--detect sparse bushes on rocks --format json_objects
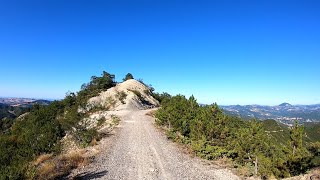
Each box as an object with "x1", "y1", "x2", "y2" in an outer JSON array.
[
  {"x1": 129, "y1": 89, "x2": 142, "y2": 99},
  {"x1": 111, "y1": 115, "x2": 121, "y2": 126},
  {"x1": 97, "y1": 116, "x2": 107, "y2": 127},
  {"x1": 117, "y1": 91, "x2": 127, "y2": 104},
  {"x1": 105, "y1": 97, "x2": 117, "y2": 109}
]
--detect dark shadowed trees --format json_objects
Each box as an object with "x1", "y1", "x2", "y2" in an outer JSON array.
[{"x1": 123, "y1": 73, "x2": 134, "y2": 81}]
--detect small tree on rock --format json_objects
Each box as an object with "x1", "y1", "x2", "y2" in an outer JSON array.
[{"x1": 123, "y1": 73, "x2": 134, "y2": 81}]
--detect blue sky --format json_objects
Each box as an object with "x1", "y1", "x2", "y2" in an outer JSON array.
[{"x1": 0, "y1": 0, "x2": 319, "y2": 105}]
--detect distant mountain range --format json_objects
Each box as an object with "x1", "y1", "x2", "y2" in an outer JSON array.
[{"x1": 221, "y1": 103, "x2": 320, "y2": 125}]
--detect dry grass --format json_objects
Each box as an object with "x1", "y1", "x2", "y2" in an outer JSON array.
[
  {"x1": 237, "y1": 166, "x2": 250, "y2": 177},
  {"x1": 213, "y1": 156, "x2": 233, "y2": 168},
  {"x1": 36, "y1": 162, "x2": 55, "y2": 179},
  {"x1": 236, "y1": 163, "x2": 254, "y2": 177},
  {"x1": 280, "y1": 168, "x2": 320, "y2": 180},
  {"x1": 32, "y1": 151, "x2": 88, "y2": 180},
  {"x1": 90, "y1": 138, "x2": 98, "y2": 146},
  {"x1": 145, "y1": 109, "x2": 157, "y2": 117},
  {"x1": 105, "y1": 97, "x2": 116, "y2": 110},
  {"x1": 309, "y1": 168, "x2": 320, "y2": 180},
  {"x1": 33, "y1": 154, "x2": 53, "y2": 166}
]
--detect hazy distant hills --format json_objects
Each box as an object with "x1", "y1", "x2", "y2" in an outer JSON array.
[
  {"x1": 0, "y1": 98, "x2": 51, "y2": 107},
  {"x1": 0, "y1": 98, "x2": 52, "y2": 120},
  {"x1": 223, "y1": 103, "x2": 320, "y2": 145},
  {"x1": 222, "y1": 103, "x2": 320, "y2": 124}
]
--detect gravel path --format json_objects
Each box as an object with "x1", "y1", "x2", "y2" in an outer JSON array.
[{"x1": 71, "y1": 109, "x2": 239, "y2": 180}]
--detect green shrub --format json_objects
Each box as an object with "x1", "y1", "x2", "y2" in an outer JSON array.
[
  {"x1": 74, "y1": 127, "x2": 98, "y2": 147},
  {"x1": 111, "y1": 115, "x2": 121, "y2": 125},
  {"x1": 152, "y1": 92, "x2": 171, "y2": 103},
  {"x1": 191, "y1": 138, "x2": 232, "y2": 160},
  {"x1": 143, "y1": 89, "x2": 150, "y2": 95},
  {"x1": 88, "y1": 104, "x2": 106, "y2": 113},
  {"x1": 97, "y1": 116, "x2": 106, "y2": 127},
  {"x1": 130, "y1": 90, "x2": 142, "y2": 99}
]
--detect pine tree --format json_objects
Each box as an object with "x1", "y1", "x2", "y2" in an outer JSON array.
[
  {"x1": 123, "y1": 73, "x2": 134, "y2": 81},
  {"x1": 290, "y1": 121, "x2": 303, "y2": 155},
  {"x1": 234, "y1": 120, "x2": 270, "y2": 176},
  {"x1": 286, "y1": 121, "x2": 312, "y2": 176}
]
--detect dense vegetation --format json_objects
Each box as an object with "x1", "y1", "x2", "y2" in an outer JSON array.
[
  {"x1": 155, "y1": 95, "x2": 320, "y2": 178},
  {"x1": 0, "y1": 71, "x2": 117, "y2": 179}
]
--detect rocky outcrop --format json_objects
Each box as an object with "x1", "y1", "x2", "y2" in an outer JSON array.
[{"x1": 88, "y1": 79, "x2": 159, "y2": 111}]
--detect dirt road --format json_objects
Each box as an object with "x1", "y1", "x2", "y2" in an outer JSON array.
[{"x1": 71, "y1": 110, "x2": 239, "y2": 180}]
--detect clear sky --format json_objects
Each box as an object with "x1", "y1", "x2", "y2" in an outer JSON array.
[{"x1": 0, "y1": 0, "x2": 319, "y2": 105}]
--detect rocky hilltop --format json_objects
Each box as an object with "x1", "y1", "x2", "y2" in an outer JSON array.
[{"x1": 88, "y1": 79, "x2": 159, "y2": 111}]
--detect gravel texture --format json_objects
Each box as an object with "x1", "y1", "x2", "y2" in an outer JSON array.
[{"x1": 70, "y1": 109, "x2": 239, "y2": 180}]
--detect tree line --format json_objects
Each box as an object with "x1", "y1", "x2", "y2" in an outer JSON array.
[{"x1": 155, "y1": 94, "x2": 320, "y2": 178}]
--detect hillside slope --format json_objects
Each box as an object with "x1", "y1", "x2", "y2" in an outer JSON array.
[
  {"x1": 261, "y1": 119, "x2": 320, "y2": 145},
  {"x1": 0, "y1": 103, "x2": 30, "y2": 120},
  {"x1": 304, "y1": 122, "x2": 320, "y2": 142},
  {"x1": 261, "y1": 119, "x2": 291, "y2": 146}
]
